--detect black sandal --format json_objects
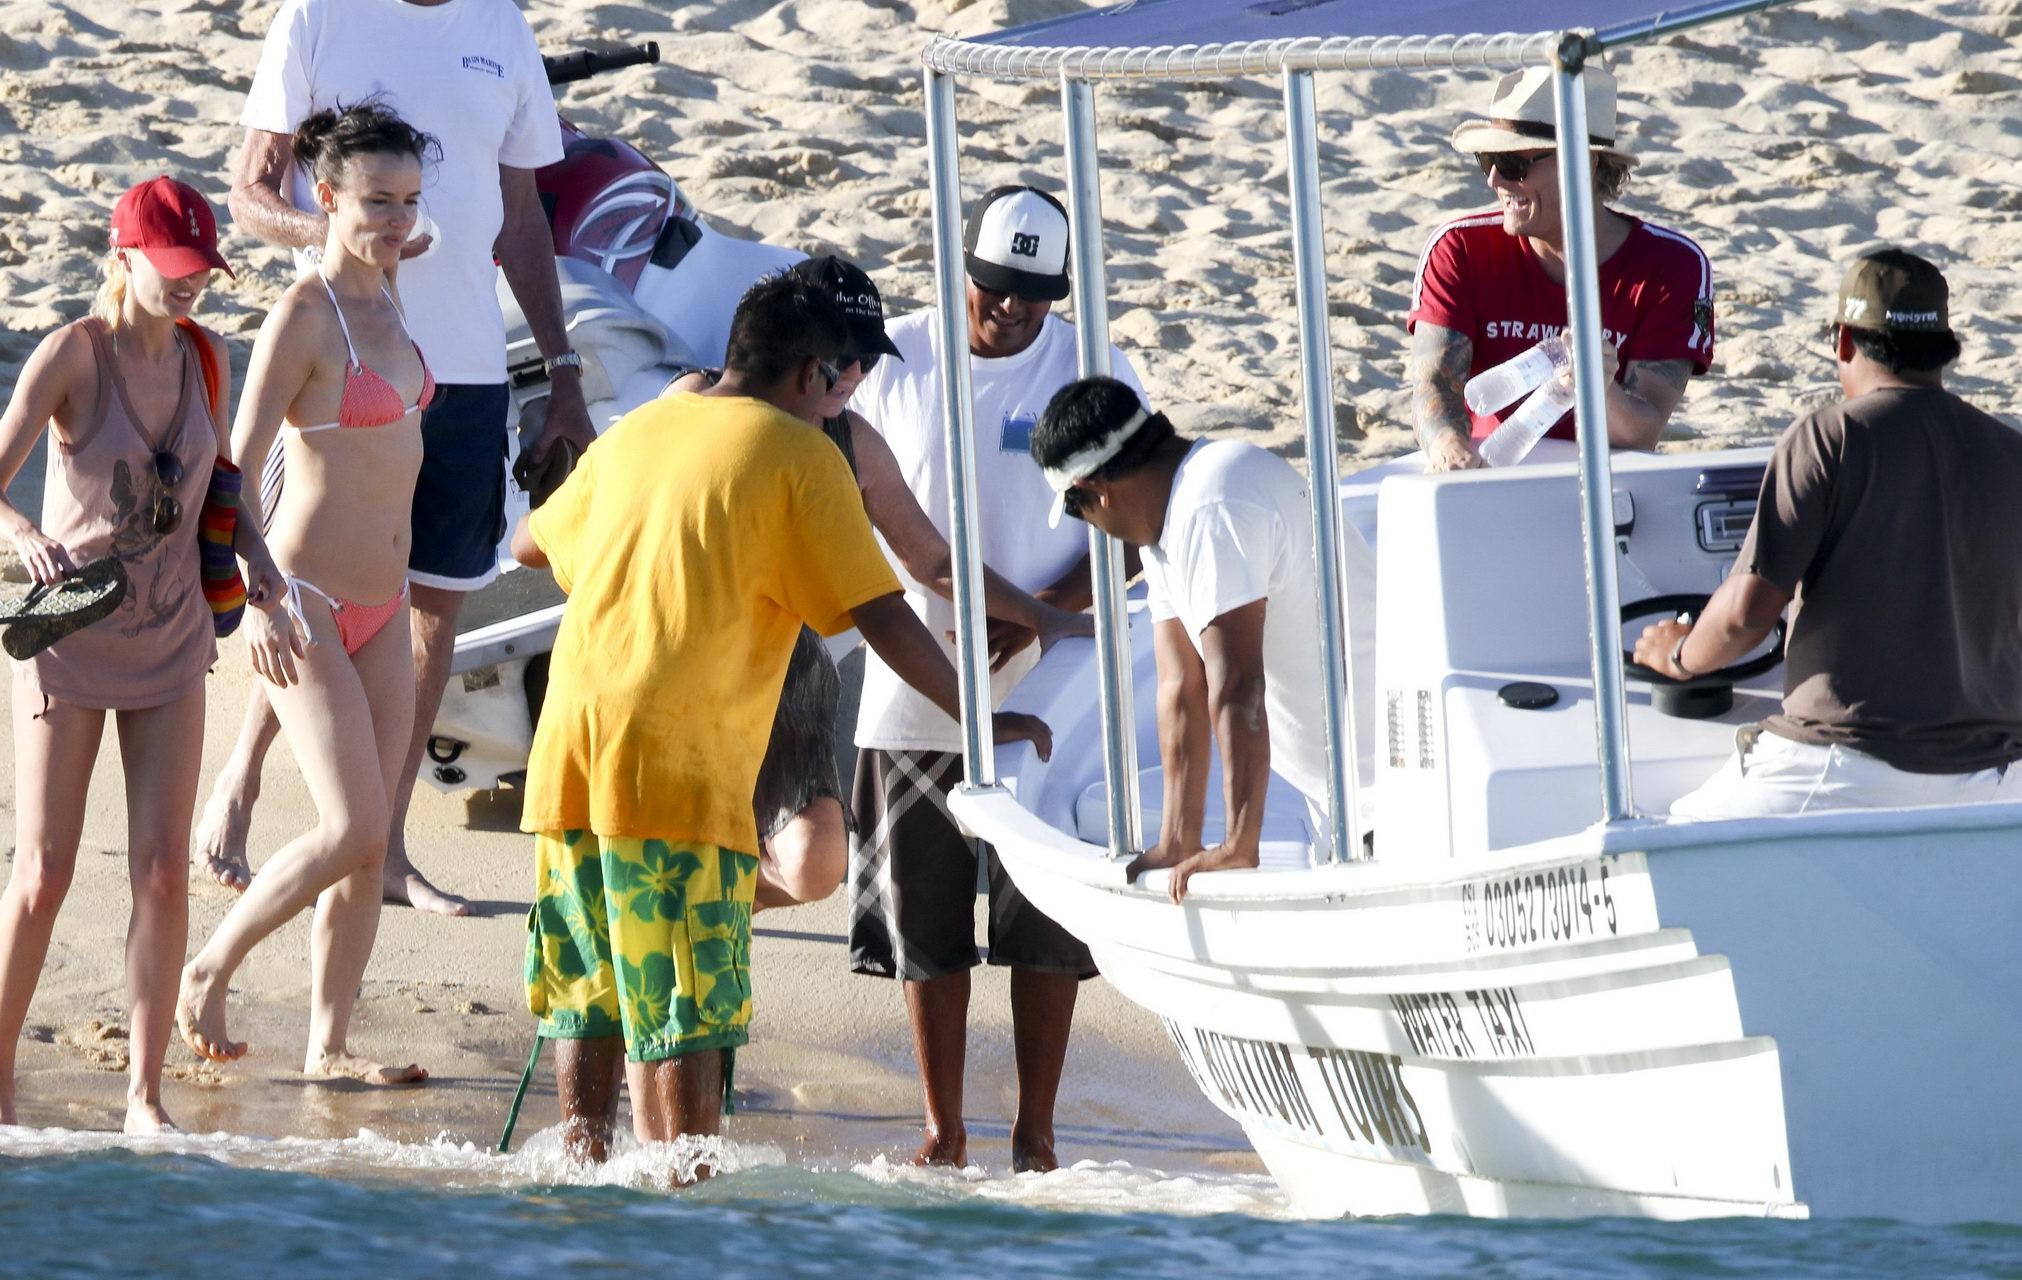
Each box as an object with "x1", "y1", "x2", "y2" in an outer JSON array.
[{"x1": 0, "y1": 557, "x2": 130, "y2": 660}]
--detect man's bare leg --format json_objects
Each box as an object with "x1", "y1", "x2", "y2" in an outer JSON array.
[
  {"x1": 753, "y1": 798, "x2": 847, "y2": 912},
  {"x1": 904, "y1": 969, "x2": 970, "y2": 1166},
  {"x1": 555, "y1": 1035, "x2": 627, "y2": 1163},
  {"x1": 190, "y1": 686, "x2": 281, "y2": 893},
  {"x1": 382, "y1": 582, "x2": 472, "y2": 917},
  {"x1": 1008, "y1": 968, "x2": 1079, "y2": 1173},
  {"x1": 628, "y1": 1049, "x2": 724, "y2": 1186}
]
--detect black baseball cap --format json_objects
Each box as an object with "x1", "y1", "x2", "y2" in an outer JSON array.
[
  {"x1": 963, "y1": 185, "x2": 1071, "y2": 303},
  {"x1": 787, "y1": 254, "x2": 903, "y2": 359}
]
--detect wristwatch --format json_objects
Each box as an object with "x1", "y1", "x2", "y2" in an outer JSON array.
[{"x1": 543, "y1": 350, "x2": 584, "y2": 377}]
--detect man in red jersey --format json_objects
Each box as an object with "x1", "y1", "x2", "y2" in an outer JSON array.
[{"x1": 1408, "y1": 65, "x2": 1717, "y2": 472}]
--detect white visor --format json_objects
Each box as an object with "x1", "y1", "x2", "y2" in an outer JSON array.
[{"x1": 1042, "y1": 407, "x2": 1149, "y2": 527}]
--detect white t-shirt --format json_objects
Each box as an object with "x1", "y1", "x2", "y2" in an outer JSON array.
[
  {"x1": 852, "y1": 309, "x2": 1144, "y2": 752},
  {"x1": 241, "y1": 0, "x2": 564, "y2": 385},
  {"x1": 1142, "y1": 440, "x2": 1377, "y2": 817}
]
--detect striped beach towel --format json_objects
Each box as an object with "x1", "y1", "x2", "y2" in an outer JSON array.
[{"x1": 178, "y1": 318, "x2": 247, "y2": 636}]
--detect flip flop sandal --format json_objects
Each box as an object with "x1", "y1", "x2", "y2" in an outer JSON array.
[{"x1": 0, "y1": 556, "x2": 130, "y2": 660}]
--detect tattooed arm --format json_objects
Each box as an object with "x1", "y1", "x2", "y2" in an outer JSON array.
[
  {"x1": 1411, "y1": 322, "x2": 1483, "y2": 472},
  {"x1": 1605, "y1": 356, "x2": 1694, "y2": 451}
]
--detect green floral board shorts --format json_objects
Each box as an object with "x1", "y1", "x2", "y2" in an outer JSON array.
[{"x1": 525, "y1": 830, "x2": 758, "y2": 1062}]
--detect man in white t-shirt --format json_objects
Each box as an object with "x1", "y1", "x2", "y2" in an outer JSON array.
[
  {"x1": 847, "y1": 185, "x2": 1143, "y2": 1172},
  {"x1": 1032, "y1": 376, "x2": 1376, "y2": 901},
  {"x1": 191, "y1": 0, "x2": 592, "y2": 919}
]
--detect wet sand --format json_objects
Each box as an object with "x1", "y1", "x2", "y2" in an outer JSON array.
[{"x1": 0, "y1": 625, "x2": 1254, "y2": 1175}]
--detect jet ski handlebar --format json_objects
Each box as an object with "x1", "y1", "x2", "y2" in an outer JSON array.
[{"x1": 543, "y1": 43, "x2": 661, "y2": 87}]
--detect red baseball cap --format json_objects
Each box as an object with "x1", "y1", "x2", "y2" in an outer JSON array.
[{"x1": 110, "y1": 176, "x2": 234, "y2": 279}]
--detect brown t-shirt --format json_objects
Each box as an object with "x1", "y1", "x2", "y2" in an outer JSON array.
[{"x1": 1737, "y1": 385, "x2": 2022, "y2": 773}]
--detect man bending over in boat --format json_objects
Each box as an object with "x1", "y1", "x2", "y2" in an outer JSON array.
[
  {"x1": 510, "y1": 272, "x2": 1050, "y2": 1171},
  {"x1": 1635, "y1": 249, "x2": 2022, "y2": 817},
  {"x1": 1033, "y1": 377, "x2": 1373, "y2": 901},
  {"x1": 1409, "y1": 65, "x2": 1715, "y2": 471}
]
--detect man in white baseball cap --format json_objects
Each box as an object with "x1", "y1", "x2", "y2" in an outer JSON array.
[
  {"x1": 963, "y1": 184, "x2": 1072, "y2": 302},
  {"x1": 845, "y1": 183, "x2": 1144, "y2": 1173},
  {"x1": 1408, "y1": 64, "x2": 1719, "y2": 471}
]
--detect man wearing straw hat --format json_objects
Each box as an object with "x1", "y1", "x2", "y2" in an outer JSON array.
[
  {"x1": 1408, "y1": 64, "x2": 1717, "y2": 471},
  {"x1": 1636, "y1": 248, "x2": 2022, "y2": 817}
]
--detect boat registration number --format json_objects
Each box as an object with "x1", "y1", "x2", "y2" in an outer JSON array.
[{"x1": 1461, "y1": 860, "x2": 1617, "y2": 953}]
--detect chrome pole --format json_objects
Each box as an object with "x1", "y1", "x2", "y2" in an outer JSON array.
[
  {"x1": 1061, "y1": 75, "x2": 1143, "y2": 861},
  {"x1": 1551, "y1": 38, "x2": 1634, "y2": 823},
  {"x1": 1283, "y1": 68, "x2": 1362, "y2": 863},
  {"x1": 925, "y1": 67, "x2": 997, "y2": 787}
]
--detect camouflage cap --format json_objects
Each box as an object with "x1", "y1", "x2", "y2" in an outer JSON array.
[{"x1": 1836, "y1": 247, "x2": 1950, "y2": 334}]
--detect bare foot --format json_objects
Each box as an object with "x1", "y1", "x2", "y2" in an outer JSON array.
[
  {"x1": 910, "y1": 1126, "x2": 966, "y2": 1167},
  {"x1": 1010, "y1": 1134, "x2": 1059, "y2": 1174},
  {"x1": 175, "y1": 962, "x2": 246, "y2": 1064},
  {"x1": 1129, "y1": 843, "x2": 1259, "y2": 903},
  {"x1": 305, "y1": 1051, "x2": 428, "y2": 1087},
  {"x1": 1123, "y1": 843, "x2": 1190, "y2": 883},
  {"x1": 189, "y1": 780, "x2": 255, "y2": 893},
  {"x1": 124, "y1": 1098, "x2": 178, "y2": 1136},
  {"x1": 383, "y1": 854, "x2": 472, "y2": 918}
]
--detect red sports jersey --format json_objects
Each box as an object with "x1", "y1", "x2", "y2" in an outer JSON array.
[{"x1": 1407, "y1": 210, "x2": 1715, "y2": 442}]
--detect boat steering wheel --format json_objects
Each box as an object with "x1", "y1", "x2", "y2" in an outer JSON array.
[{"x1": 1619, "y1": 593, "x2": 1786, "y2": 719}]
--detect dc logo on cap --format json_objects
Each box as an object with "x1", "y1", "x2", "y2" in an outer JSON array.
[{"x1": 1009, "y1": 233, "x2": 1040, "y2": 258}]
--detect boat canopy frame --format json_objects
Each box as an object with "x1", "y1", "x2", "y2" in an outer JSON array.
[{"x1": 922, "y1": 0, "x2": 1801, "y2": 862}]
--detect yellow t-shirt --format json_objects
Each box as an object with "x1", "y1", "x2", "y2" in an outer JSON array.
[{"x1": 523, "y1": 392, "x2": 901, "y2": 850}]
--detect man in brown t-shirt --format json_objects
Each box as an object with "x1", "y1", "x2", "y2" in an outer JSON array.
[{"x1": 1634, "y1": 248, "x2": 2022, "y2": 817}]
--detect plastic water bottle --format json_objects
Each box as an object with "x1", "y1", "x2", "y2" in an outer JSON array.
[
  {"x1": 1463, "y1": 334, "x2": 1571, "y2": 416},
  {"x1": 1479, "y1": 373, "x2": 1577, "y2": 468}
]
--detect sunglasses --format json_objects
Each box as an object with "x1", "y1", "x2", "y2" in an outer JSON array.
[
  {"x1": 841, "y1": 351, "x2": 881, "y2": 376},
  {"x1": 150, "y1": 451, "x2": 184, "y2": 536},
  {"x1": 815, "y1": 357, "x2": 841, "y2": 393},
  {"x1": 1476, "y1": 150, "x2": 1554, "y2": 183}
]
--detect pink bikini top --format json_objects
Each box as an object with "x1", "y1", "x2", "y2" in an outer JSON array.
[{"x1": 296, "y1": 273, "x2": 435, "y2": 433}]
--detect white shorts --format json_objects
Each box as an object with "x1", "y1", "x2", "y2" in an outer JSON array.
[{"x1": 1670, "y1": 726, "x2": 2021, "y2": 820}]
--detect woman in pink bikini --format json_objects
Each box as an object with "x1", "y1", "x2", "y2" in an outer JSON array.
[
  {"x1": 0, "y1": 177, "x2": 266, "y2": 1133},
  {"x1": 177, "y1": 103, "x2": 438, "y2": 1085}
]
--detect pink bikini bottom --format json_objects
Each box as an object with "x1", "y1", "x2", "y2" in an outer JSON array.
[{"x1": 282, "y1": 576, "x2": 408, "y2": 657}]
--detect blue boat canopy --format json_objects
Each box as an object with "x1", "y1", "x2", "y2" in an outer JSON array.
[
  {"x1": 979, "y1": 0, "x2": 1642, "y2": 49},
  {"x1": 921, "y1": 0, "x2": 1794, "y2": 81}
]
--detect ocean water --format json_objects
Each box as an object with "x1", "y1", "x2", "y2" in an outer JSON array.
[{"x1": 3, "y1": 1128, "x2": 2020, "y2": 1279}]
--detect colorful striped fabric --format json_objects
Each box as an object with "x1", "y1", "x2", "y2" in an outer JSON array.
[{"x1": 201, "y1": 457, "x2": 246, "y2": 636}]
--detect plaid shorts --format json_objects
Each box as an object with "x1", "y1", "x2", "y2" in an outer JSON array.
[{"x1": 847, "y1": 748, "x2": 1096, "y2": 982}]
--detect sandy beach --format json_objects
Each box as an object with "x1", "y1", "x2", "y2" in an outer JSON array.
[{"x1": 1, "y1": 0, "x2": 2019, "y2": 1169}]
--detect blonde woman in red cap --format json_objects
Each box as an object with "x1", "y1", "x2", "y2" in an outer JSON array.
[{"x1": 0, "y1": 175, "x2": 280, "y2": 1134}]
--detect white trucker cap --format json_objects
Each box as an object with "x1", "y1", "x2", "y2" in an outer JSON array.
[{"x1": 963, "y1": 185, "x2": 1071, "y2": 302}]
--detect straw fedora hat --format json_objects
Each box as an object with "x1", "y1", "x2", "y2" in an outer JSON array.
[{"x1": 1449, "y1": 65, "x2": 1637, "y2": 167}]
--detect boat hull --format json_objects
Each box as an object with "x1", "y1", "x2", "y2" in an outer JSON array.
[{"x1": 956, "y1": 785, "x2": 2022, "y2": 1222}]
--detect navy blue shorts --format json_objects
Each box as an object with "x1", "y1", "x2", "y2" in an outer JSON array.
[{"x1": 408, "y1": 382, "x2": 511, "y2": 591}]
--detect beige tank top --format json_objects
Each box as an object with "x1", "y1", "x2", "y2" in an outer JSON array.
[{"x1": 18, "y1": 319, "x2": 217, "y2": 709}]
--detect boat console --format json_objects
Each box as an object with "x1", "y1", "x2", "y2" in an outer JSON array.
[{"x1": 1367, "y1": 445, "x2": 1780, "y2": 858}]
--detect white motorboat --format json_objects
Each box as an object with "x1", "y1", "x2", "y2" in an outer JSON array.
[{"x1": 912, "y1": 0, "x2": 2022, "y2": 1223}]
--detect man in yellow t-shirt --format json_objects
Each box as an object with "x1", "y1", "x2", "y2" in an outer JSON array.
[{"x1": 510, "y1": 273, "x2": 1051, "y2": 1167}]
